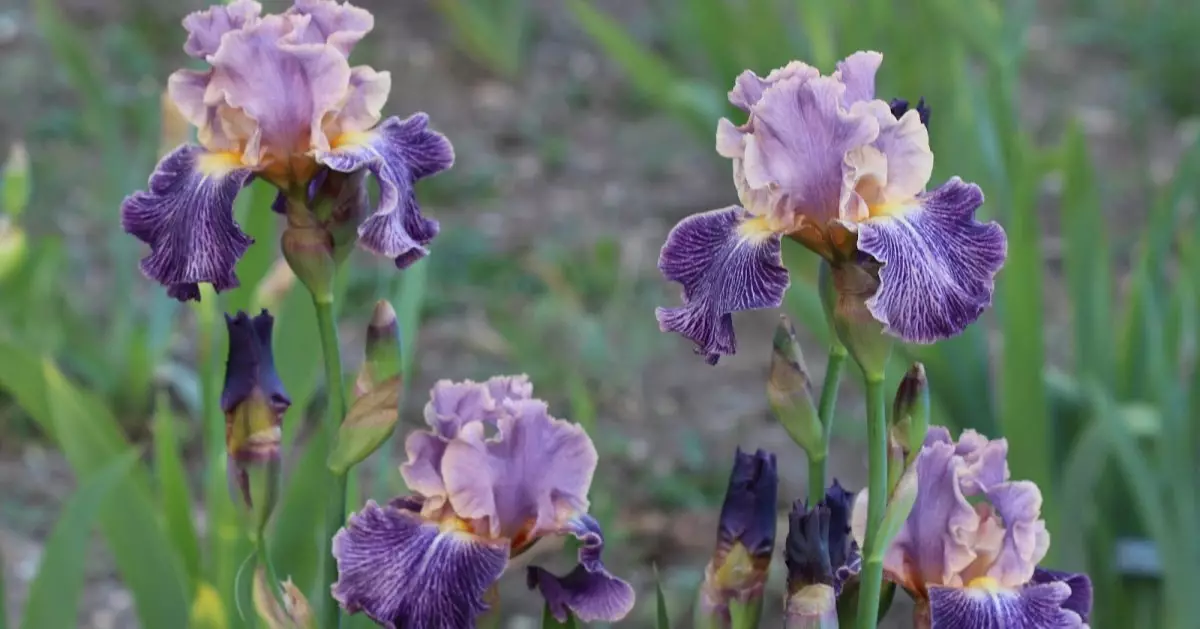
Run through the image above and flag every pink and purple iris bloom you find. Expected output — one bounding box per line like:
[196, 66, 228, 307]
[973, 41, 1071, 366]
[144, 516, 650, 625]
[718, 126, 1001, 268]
[656, 52, 1007, 363]
[121, 0, 452, 301]
[852, 427, 1092, 628]
[332, 376, 635, 629]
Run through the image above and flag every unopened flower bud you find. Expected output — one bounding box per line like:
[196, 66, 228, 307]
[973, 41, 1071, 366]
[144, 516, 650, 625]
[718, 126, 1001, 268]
[328, 301, 405, 475]
[819, 260, 893, 381]
[223, 310, 290, 533]
[768, 315, 823, 457]
[891, 363, 929, 465]
[699, 449, 778, 629]
[786, 482, 859, 629]
[281, 224, 336, 300]
[253, 567, 314, 629]
[355, 300, 403, 397]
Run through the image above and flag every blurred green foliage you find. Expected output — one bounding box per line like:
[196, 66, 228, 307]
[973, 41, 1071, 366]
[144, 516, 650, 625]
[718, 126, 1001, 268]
[2, 0, 1200, 627]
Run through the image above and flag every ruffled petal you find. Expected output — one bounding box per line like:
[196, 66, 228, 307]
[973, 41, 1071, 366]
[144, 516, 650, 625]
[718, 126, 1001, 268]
[928, 581, 1086, 629]
[285, 0, 374, 56]
[526, 515, 635, 623]
[323, 66, 392, 142]
[316, 114, 454, 267]
[332, 501, 509, 629]
[983, 481, 1050, 587]
[727, 61, 819, 112]
[655, 207, 790, 364]
[181, 0, 262, 59]
[440, 399, 597, 539]
[856, 177, 1007, 343]
[424, 379, 496, 435]
[1031, 569, 1092, 622]
[742, 76, 880, 224]
[833, 51, 883, 105]
[399, 431, 451, 510]
[841, 100, 933, 218]
[120, 145, 253, 301]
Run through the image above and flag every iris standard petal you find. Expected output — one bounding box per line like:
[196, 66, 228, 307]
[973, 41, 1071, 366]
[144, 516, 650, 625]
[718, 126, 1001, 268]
[841, 100, 933, 217]
[483, 375, 534, 408]
[727, 61, 819, 112]
[425, 379, 496, 434]
[742, 76, 879, 225]
[882, 437, 983, 589]
[982, 482, 1050, 587]
[121, 145, 253, 301]
[399, 431, 451, 511]
[182, 0, 262, 59]
[440, 399, 597, 539]
[323, 66, 392, 143]
[1031, 569, 1092, 622]
[856, 177, 1007, 343]
[833, 51, 883, 105]
[316, 114, 454, 268]
[207, 13, 352, 163]
[928, 581, 1086, 629]
[332, 501, 509, 629]
[285, 0, 374, 56]
[655, 206, 789, 364]
[526, 515, 635, 623]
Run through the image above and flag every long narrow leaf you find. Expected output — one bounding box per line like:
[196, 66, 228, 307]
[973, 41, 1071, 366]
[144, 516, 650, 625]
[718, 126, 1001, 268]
[20, 449, 141, 629]
[154, 392, 201, 585]
[0, 347, 191, 628]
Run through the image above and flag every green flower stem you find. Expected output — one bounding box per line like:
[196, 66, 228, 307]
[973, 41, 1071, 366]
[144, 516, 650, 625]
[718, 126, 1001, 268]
[855, 374, 888, 629]
[256, 523, 287, 611]
[314, 295, 349, 629]
[807, 345, 848, 502]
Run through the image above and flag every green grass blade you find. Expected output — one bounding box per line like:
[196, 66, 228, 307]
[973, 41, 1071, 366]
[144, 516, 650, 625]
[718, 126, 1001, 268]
[1059, 121, 1113, 386]
[0, 346, 191, 628]
[270, 428, 331, 598]
[996, 156, 1057, 554]
[654, 566, 671, 629]
[20, 449, 141, 629]
[153, 391, 201, 585]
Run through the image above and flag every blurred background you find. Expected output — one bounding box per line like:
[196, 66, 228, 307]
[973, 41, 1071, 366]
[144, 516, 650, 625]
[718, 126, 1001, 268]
[1, 0, 1199, 627]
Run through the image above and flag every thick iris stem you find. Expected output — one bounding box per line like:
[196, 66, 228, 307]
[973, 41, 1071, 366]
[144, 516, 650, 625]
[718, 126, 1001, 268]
[855, 375, 888, 629]
[807, 345, 847, 503]
[314, 296, 349, 629]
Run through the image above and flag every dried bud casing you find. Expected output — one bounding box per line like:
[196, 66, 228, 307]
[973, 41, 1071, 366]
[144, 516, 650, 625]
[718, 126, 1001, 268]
[784, 584, 839, 629]
[768, 315, 823, 457]
[253, 567, 315, 629]
[819, 261, 893, 381]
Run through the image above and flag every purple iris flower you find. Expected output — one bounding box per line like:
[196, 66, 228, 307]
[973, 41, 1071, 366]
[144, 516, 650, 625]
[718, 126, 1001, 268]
[851, 427, 1092, 628]
[121, 0, 453, 301]
[698, 448, 778, 625]
[783, 481, 860, 628]
[656, 52, 1007, 363]
[332, 375, 634, 629]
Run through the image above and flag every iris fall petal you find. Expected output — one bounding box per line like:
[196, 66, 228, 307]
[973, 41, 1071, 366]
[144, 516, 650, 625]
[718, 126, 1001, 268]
[317, 114, 454, 268]
[527, 515, 635, 623]
[856, 177, 1007, 343]
[121, 145, 253, 301]
[331, 500, 509, 629]
[655, 207, 789, 364]
[928, 581, 1087, 629]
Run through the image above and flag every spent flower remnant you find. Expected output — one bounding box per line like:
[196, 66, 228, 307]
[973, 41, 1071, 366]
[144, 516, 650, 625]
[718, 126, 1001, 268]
[222, 310, 290, 530]
[657, 52, 1006, 363]
[332, 375, 634, 629]
[699, 448, 779, 628]
[122, 0, 453, 301]
[784, 481, 861, 629]
[852, 427, 1092, 628]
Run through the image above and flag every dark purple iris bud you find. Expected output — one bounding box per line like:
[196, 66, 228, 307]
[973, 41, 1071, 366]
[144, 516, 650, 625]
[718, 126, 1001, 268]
[698, 448, 778, 624]
[888, 97, 931, 127]
[785, 480, 860, 594]
[222, 310, 290, 528]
